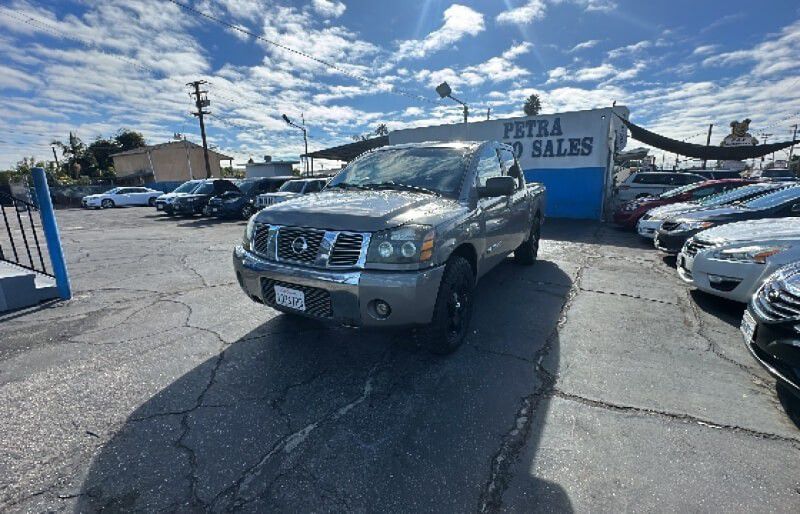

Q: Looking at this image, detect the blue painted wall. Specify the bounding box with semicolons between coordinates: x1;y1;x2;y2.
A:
524;167;605;219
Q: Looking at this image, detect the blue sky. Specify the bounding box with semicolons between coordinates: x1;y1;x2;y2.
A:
1;0;799;168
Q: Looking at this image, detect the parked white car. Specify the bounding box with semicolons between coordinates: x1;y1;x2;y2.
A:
616;172;705;203
676;218;800;303
636;182;782;239
255;178;327;208
82;187;163;209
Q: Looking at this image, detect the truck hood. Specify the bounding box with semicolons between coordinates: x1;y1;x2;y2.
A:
253;190;461;232
696;218;800;244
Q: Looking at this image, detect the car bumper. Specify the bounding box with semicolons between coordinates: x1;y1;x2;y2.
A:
173;203;200;215
83;199;101;208
691;258;769;303
208;204;239;217
654;230;694;254
232;246;445;327
745;308;800;399
612;211;639;228
636;219;660;239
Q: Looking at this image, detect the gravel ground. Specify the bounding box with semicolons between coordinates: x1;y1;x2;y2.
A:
0;207;798;512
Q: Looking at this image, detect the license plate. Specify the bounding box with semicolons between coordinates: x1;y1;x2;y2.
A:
274;285;305;311
740;310;756;342
156;204;163;210
211;207;218;213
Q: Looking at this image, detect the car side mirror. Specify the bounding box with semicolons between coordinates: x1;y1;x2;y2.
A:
479;176;516;198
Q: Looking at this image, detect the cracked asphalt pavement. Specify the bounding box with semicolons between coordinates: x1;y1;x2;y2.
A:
1;208;799;512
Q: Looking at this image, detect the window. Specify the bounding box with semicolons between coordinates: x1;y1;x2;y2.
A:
690;187;716;199
632;174;667;185
498;148;523;189
279;181;306;193
476;146;503;188
305;181;323;193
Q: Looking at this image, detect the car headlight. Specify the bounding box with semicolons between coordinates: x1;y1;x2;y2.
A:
243;215;257;250
677;221;715;231
367;224;435;265
710;245;786;264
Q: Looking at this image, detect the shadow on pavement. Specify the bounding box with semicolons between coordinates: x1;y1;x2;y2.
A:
776;384;800;430
689;289;746;328
542;219;650;251
76;258;573;511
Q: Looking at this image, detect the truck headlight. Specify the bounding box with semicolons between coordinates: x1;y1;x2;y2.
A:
710;245;785;264
367;224;435;264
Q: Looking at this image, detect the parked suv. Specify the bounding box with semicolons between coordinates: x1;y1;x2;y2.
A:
155;179;203;214
233;141;546;354
207;177;293;219
255;178;328;208
171;179;240;216
615;172;706;203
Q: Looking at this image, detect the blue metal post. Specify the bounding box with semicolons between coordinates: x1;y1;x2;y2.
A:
31;167;72;299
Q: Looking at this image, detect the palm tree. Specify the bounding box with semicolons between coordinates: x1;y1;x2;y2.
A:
375;123;389;136
523;94;542;116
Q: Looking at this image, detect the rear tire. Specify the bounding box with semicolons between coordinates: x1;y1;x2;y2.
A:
101;199;114;209
416;256;475;355
514;216;541;265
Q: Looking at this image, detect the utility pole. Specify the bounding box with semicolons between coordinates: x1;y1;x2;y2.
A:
51;146;60;170
761;134;772;169
701;123;713;169
486;108;491;120
790;124;798;162
187;80;212;178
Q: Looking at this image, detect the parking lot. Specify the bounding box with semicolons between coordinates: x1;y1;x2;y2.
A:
1;207;799;512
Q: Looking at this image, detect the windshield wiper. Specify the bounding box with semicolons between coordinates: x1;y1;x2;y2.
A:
360;182;441;196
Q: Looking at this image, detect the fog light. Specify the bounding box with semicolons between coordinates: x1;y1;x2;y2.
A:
374;300;391;319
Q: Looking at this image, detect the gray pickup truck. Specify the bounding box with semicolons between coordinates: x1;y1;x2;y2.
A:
233;141;546;353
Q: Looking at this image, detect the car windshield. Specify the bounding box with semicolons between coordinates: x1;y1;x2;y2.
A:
191;182;214;195
328;147;469;198
173;181;199;193
659;183;698;199
698;184;764;205
237;182;257;194
740;185;800;209
279;181;306;193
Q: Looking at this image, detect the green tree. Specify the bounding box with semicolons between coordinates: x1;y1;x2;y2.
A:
523;94;542;116
114;129;146;152
87;138;121;172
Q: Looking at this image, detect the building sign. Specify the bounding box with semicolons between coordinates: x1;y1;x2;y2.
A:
501;117;594;160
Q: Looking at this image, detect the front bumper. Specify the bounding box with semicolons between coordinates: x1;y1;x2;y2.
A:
692;257;769;303
745;308;800;399
173;202;202;215
654;230;695;254
233;246;445;327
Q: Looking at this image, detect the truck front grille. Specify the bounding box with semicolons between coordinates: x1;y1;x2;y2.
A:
277;227;326;264
261;278;332;318
661;221;681;232
253;224;271;255
753;279;800;322
328;233;364;267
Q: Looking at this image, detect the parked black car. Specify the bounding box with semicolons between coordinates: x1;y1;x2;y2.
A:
206;176;293;219
685;169;742;180
743;262;800;400
172;179;240;216
654;184;800;253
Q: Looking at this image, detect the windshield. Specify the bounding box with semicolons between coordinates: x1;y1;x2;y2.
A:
697;184;767;206
329;147;469;197
740;185;800;209
279;181;306;193
191;182;214;195
173;181;199;193
659;183;698;199
237;182;256;194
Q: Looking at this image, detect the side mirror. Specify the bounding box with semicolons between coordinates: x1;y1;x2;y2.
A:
479;176;516;198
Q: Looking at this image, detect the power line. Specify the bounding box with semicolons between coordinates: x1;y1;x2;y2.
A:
164;0;438;106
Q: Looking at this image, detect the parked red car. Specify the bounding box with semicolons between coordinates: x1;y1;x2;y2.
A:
612;179;754;229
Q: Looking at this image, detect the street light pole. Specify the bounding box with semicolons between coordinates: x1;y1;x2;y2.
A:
282;114;310;176
435;82;469;124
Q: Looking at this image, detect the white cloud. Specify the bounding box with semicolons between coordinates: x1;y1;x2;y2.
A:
414;42;532;89
396;4;485;60
496;0;546;25
692;44;717;56
607;40;651;59
568;39;600;53
702;19;800;76
312;0;346;18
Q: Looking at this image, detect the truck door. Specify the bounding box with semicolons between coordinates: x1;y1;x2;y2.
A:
476;144;514;270
499;147;529;249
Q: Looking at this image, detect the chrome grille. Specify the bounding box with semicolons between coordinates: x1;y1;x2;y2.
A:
753;279;800;323
684;238;716;257
253;224;271;256
328;233;364;267
261;278;332;318
661;221;681;232
277;227;325;264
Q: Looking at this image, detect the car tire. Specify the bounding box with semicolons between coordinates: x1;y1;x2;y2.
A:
101;199;114;209
514;215;541;265
148;197;156;207
416;256;475;355
241;204;254;219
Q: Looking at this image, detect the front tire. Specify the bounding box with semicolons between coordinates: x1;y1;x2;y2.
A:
241;204;255;219
101;199;114;209
148;197;156;207
416;256;475;355
514;216;541;265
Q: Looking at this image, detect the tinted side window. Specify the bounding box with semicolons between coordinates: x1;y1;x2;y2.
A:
632;174;660;184
690;186;716;199
476;146;503;188
498;148;523;189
